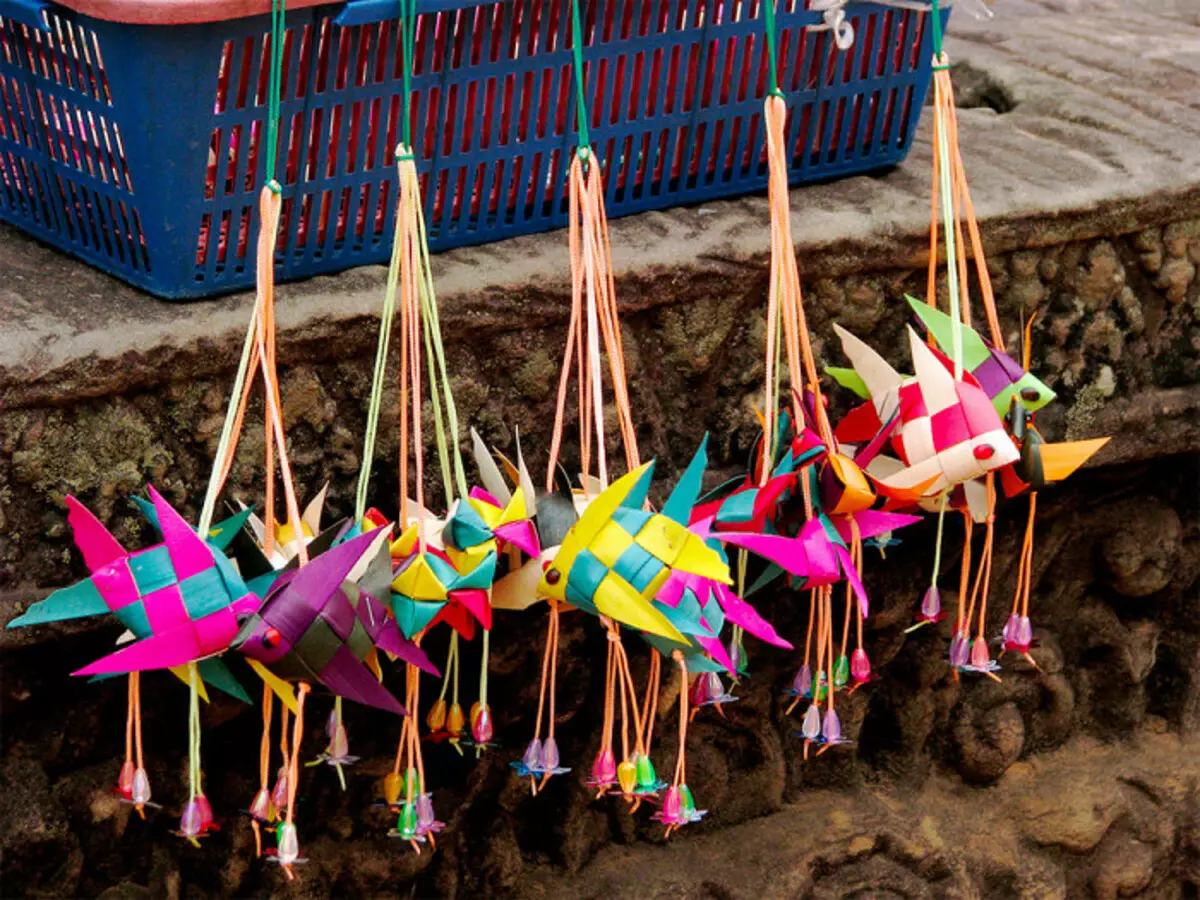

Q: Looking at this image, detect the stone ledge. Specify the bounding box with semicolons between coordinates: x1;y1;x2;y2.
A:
1;0;1197;408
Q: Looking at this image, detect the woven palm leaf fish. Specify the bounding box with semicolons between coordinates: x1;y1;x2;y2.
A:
9;487;258;701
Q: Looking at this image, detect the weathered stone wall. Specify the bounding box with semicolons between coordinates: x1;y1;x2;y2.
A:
3;222;1196;592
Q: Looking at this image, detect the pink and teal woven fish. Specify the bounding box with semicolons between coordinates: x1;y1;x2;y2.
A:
8;487;259;699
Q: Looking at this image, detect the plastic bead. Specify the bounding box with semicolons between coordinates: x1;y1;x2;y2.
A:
446;702;466;737
1015;616;1033;648
132;767;151;806
179;799;204;838
472;706;494;744
801;704;821;740
728;636;747;674
590;748;617;786
539;736;561;771
661;786;682;820
792;664;812;697
383;772;403;807
249;787;273;823
833;654;850;687
689;674;709;707
921;586;942;621
415;793;442;835
276;822;300;866
969;636;991;669
822;708;842;743
195;794;214;830
949;632;970;668
617;759;637;794
328;723;350;761
271;769;289;816
850;648;871;683
521;738;542;771
396;802;418;840
634;754;657;790
1002;612;1020;644
679;784;696;815
118;761;136;800
425;698;447;732
326;707;340;739
704;671;725;703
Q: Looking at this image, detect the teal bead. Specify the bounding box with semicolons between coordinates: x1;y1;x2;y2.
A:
679;784;696;815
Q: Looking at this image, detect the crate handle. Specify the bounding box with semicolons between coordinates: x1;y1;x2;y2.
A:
334;0;478;26
0;0;50;29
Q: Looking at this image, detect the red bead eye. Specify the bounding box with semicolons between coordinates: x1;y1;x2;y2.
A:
973;444;995;461
544;568;561;586
262;626;282;649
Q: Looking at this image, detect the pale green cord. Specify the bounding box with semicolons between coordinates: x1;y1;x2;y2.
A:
354;173;405;522
198;312;258;535
930;491;948;588
438;632;457;701
450;631;460;706
934;85;964;379
762;289;785;473
478;628;489;708
414;186;468;501
188;662;200;802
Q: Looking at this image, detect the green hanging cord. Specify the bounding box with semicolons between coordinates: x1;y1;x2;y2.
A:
354;187;404;522
415;201;469;501
762;0;782;97
264;0;287;190
568;0;591;158
929;0;944;62
930;491;948;588
399;0;416;149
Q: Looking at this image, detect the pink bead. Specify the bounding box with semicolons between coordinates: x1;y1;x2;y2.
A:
850;648;871;683
591;748;617;784
271;768;289;815
472;706;494;744
661;786;682;821
921;586;942;621
969;636;991;668
195;794;214;830
117;761;136;799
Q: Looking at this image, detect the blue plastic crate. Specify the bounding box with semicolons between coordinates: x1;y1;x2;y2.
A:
0;0;947;299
